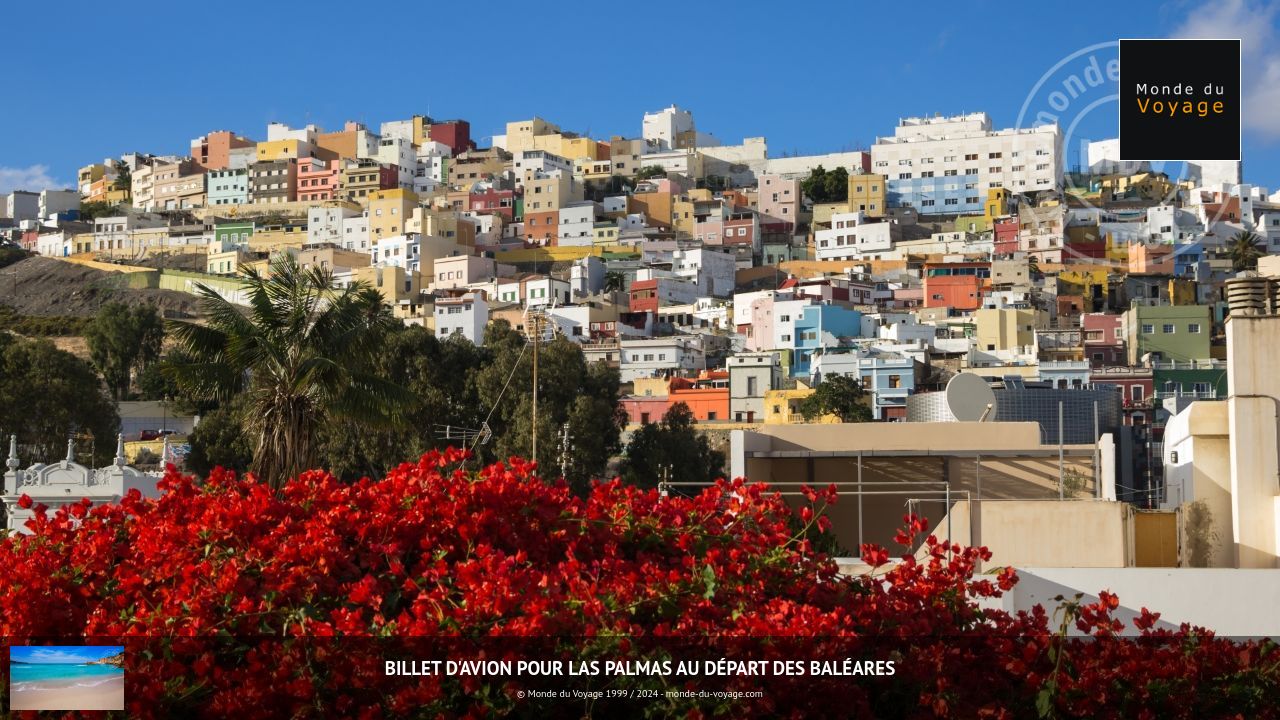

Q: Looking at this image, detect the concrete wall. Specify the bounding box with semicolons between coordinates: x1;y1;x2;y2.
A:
1226;314;1280;567
990;567;1280;636
932;499;1135;568
1162;401;1234;567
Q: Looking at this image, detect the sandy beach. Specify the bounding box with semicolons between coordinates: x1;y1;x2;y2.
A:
10;674;125;711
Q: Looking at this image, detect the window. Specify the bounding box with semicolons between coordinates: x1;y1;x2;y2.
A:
707;412;717;421
989;167;1002;174
944;198;958;205
964;154;978;161
1194;382;1211;395
944;169;957;176
1162;324;1175;334
1188;323;1202;333
1132;386;1144;402
965;167;978;175
898;173;911;180
920;171;934;178
1114;327;1124;339
888;374;901;388
988;152;1002;159
1141;324;1154;334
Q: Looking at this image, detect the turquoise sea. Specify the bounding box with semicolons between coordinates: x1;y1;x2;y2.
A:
11;663;123;688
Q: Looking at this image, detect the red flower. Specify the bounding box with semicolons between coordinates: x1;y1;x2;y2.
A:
17;493;32;509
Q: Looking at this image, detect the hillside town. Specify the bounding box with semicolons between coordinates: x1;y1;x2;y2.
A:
3;104;1280;580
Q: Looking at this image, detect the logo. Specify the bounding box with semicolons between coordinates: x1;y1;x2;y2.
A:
1120;39;1241;161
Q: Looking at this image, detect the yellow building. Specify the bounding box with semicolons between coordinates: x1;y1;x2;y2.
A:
984;188;1012;220
1099;172;1174;203
974;308;1042;352
1056;266;1110;296
593;223;620;245
763;384;840;425
256;139;312;162
248;223;308;254
504;118;562;156
846;173;886;217
368;188;419;241
354;264;424;306
448;149;508;191
78;163;109;196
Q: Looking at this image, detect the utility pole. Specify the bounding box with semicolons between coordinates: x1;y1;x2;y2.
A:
530;309;540;467
559;422;571;479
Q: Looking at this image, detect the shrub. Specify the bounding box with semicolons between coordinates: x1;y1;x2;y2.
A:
0;452;1275;718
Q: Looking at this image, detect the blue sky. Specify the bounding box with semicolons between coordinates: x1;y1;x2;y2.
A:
10;646;122;664
2;0;1278;193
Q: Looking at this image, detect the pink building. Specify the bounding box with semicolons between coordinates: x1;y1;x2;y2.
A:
757;174;800;232
1082;313;1126;367
297;159;339;202
745;296;776;351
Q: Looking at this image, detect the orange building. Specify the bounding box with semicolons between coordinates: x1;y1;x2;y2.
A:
922;261;990;310
669;372;730;422
1128;242;1176;274
191;130;255;170
524;210;559;245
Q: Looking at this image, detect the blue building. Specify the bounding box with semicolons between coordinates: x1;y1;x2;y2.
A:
810;350;918;420
885;173;983;214
792;304;863;377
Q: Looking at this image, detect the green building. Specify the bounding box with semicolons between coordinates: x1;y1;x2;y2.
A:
213;221;254;248
1123;305;1211;365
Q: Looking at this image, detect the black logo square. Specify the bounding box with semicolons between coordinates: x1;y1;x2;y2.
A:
1119;39;1241;161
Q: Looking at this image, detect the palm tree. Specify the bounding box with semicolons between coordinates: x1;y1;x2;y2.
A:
165;254;409;488
603;271;625;294
1227;230;1265;271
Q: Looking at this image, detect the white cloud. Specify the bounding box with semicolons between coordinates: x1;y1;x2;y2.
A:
1172;0;1280;140
0;164;66;194
23;648;91;664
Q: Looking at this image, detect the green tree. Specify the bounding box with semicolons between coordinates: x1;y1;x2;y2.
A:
184;399;254;476
85;302;165;400
165;254;409;488
635;165;668;181
1227;230;1265;271
319;326;485;481
801;165;850;204
0;333;119;465
471;320;624;493
797;374;873;423
77;201;119;223
112;160;132;192
620;402;724;490
603;271;626;294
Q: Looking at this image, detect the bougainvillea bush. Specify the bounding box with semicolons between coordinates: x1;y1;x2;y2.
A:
1;449;1277;719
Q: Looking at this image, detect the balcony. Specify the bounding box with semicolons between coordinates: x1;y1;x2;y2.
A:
1153;388;1219;400
1151;359;1225;371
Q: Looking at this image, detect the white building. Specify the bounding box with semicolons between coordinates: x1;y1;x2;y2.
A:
308;204;361;246
374;234;423;272
1;436;160;534
871;113;1061;215
3;191;38;222
642;105;697;151
619;335;707;382
341;212;371;253
38;189;79;219
1085;139;1149;176
557;202;597;246
814;215;899;261
671;247;736;298
434;292;489;344
728;351;783;422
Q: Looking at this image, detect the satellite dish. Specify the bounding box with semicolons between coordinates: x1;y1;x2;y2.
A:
945;373;997;422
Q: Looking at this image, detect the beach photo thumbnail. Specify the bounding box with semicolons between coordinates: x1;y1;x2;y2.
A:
9;645;125;711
